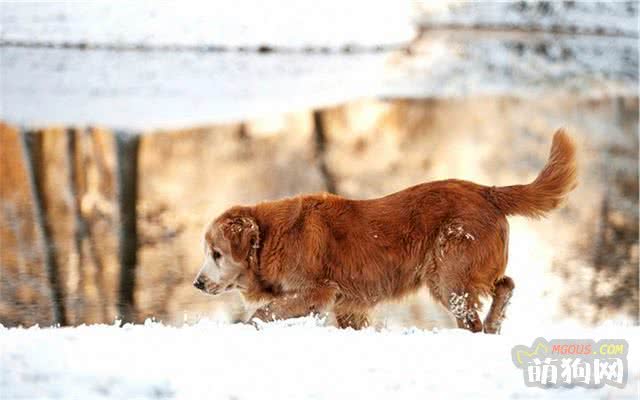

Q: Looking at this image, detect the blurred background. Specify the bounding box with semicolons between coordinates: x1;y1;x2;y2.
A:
0;1;637;330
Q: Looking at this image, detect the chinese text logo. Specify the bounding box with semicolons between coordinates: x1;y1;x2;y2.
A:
511;337;628;388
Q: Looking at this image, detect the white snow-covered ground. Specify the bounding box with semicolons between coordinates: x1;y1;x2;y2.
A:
1;318;638;400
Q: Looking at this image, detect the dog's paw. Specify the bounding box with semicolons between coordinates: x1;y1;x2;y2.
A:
248;317;265;330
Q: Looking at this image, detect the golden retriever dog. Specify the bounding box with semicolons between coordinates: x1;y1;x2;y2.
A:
193;129;577;333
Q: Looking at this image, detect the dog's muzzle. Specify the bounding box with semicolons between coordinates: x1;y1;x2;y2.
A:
193;277;206;291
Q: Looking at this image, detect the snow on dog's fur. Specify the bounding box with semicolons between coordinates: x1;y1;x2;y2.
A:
194;129;577;333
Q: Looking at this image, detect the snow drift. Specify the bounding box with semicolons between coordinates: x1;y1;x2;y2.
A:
1;318;637;399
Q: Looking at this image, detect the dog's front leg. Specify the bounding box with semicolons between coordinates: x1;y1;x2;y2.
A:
250;286;337;323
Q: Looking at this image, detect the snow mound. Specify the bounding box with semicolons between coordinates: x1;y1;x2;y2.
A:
1;317;638;399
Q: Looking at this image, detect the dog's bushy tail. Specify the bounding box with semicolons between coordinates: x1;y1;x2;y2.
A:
487;129;578;219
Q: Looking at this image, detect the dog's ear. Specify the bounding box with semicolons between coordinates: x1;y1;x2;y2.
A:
221;216;260;263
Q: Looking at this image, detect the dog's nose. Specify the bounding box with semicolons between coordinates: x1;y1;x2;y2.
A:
193;278;205;290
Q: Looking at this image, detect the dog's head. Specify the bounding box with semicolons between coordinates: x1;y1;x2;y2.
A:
193;210;260;296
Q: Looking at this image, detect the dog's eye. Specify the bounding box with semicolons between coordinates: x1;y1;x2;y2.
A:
212;250;222;260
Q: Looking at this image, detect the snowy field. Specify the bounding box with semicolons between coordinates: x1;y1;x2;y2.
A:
1;318;638;400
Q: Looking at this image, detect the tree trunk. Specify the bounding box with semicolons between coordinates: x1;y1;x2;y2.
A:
114;131;140;323
312;110;336;194
19;129;68;326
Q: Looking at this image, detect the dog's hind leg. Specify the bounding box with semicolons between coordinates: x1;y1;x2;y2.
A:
431;222;484;332
483;276;514;334
429;275;484;332
447;289;483;332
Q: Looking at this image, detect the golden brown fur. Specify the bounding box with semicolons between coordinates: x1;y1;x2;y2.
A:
194;129;577;333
